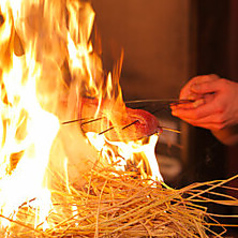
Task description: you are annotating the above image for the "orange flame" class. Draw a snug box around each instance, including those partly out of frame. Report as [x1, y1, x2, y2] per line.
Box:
[0, 0, 163, 233]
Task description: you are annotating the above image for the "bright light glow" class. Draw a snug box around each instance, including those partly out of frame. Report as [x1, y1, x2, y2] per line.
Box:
[87, 132, 163, 181]
[0, 0, 163, 235]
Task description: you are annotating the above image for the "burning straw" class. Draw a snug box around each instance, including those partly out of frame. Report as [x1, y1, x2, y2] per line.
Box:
[1, 162, 237, 238]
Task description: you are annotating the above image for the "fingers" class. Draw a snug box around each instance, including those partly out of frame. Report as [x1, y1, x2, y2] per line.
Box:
[190, 74, 220, 84]
[173, 112, 227, 130]
[172, 94, 220, 119]
[171, 93, 225, 128]
[179, 74, 220, 100]
[172, 75, 238, 132]
[171, 92, 215, 110]
[171, 107, 226, 130]
[191, 78, 225, 94]
[171, 104, 213, 121]
[179, 119, 226, 131]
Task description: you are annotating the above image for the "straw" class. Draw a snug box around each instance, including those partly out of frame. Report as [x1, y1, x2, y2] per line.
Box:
[1, 163, 237, 238]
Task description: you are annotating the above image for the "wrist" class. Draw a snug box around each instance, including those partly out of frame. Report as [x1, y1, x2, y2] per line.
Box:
[211, 125, 238, 146]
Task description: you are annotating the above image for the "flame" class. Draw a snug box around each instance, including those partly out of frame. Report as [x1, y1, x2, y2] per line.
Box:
[0, 0, 162, 234]
[86, 132, 163, 181]
[0, 0, 61, 230]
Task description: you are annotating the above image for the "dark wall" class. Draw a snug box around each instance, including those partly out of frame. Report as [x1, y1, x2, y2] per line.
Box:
[226, 0, 238, 200]
[191, 1, 238, 232]
[92, 0, 192, 100]
[197, 0, 230, 76]
[193, 0, 238, 187]
[186, 0, 230, 184]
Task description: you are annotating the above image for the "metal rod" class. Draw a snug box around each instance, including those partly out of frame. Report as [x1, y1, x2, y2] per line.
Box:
[98, 126, 114, 135]
[122, 120, 139, 130]
[81, 117, 104, 126]
[62, 118, 88, 125]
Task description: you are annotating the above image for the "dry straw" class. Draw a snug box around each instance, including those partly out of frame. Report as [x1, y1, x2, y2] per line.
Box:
[1, 162, 238, 238]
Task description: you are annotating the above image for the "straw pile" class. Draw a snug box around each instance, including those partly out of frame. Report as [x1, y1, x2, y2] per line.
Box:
[1, 163, 238, 238]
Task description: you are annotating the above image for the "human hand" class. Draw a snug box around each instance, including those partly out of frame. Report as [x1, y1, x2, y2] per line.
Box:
[170, 74, 238, 131]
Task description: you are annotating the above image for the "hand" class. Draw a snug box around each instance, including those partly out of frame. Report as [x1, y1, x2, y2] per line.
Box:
[171, 74, 238, 131]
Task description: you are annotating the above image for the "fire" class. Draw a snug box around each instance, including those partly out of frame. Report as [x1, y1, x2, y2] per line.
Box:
[0, 0, 162, 234]
[86, 132, 163, 181]
[0, 1, 60, 230]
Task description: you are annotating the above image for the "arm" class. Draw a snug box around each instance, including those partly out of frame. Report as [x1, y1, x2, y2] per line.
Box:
[170, 74, 238, 145]
[211, 125, 238, 146]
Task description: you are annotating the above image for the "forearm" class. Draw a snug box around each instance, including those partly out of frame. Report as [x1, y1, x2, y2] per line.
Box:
[211, 125, 238, 146]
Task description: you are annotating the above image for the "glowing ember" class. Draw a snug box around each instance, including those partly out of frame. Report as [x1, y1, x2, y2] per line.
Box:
[0, 0, 163, 235]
